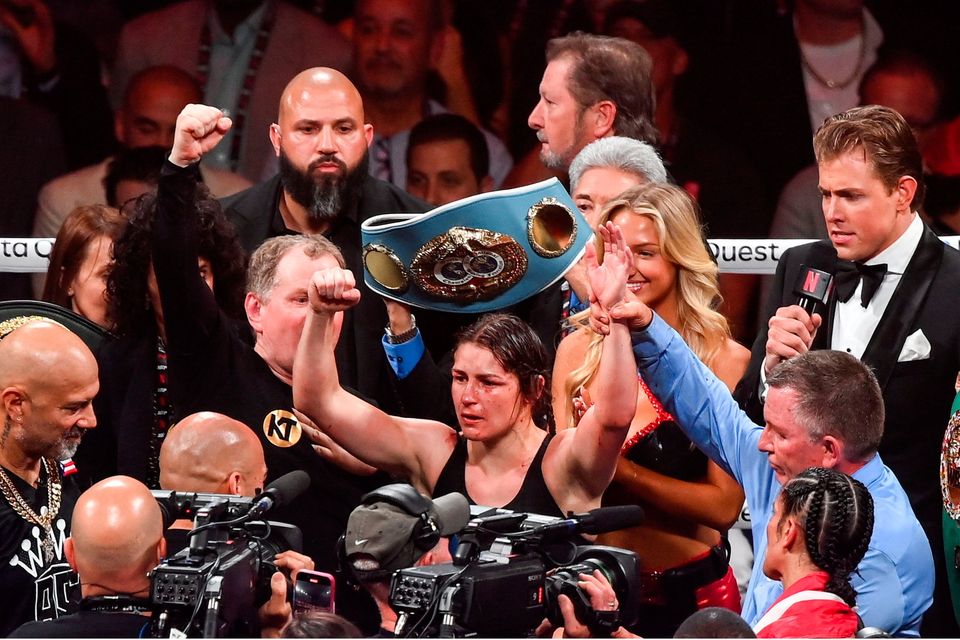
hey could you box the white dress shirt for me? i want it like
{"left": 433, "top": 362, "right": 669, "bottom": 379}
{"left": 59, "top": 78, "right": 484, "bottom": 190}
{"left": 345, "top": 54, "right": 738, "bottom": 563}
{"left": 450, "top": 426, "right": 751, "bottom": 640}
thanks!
{"left": 831, "top": 213, "right": 924, "bottom": 359}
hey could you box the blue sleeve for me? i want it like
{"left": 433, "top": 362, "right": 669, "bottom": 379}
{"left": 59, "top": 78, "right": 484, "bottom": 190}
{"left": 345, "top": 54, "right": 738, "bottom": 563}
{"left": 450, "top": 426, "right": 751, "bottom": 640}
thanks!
{"left": 381, "top": 331, "right": 425, "bottom": 379}
{"left": 851, "top": 548, "right": 910, "bottom": 636}
{"left": 630, "top": 314, "right": 769, "bottom": 492}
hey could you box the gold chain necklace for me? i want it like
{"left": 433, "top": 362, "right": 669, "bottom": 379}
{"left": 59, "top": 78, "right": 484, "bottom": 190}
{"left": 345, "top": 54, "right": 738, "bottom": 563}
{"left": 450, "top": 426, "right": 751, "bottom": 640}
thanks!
{"left": 0, "top": 458, "right": 62, "bottom": 563}
{"left": 797, "top": 17, "right": 867, "bottom": 90}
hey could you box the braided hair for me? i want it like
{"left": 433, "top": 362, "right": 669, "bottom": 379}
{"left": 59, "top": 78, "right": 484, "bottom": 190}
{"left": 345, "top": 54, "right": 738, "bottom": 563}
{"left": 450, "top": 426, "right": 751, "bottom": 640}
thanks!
{"left": 778, "top": 467, "right": 875, "bottom": 607}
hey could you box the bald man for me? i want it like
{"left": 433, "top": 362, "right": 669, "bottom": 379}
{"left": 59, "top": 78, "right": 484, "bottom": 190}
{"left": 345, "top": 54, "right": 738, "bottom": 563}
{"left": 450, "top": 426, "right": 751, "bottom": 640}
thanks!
{"left": 159, "top": 411, "right": 268, "bottom": 497}
{"left": 0, "top": 321, "right": 98, "bottom": 635}
{"left": 33, "top": 65, "right": 251, "bottom": 263}
{"left": 10, "top": 476, "right": 162, "bottom": 637}
{"left": 220, "top": 67, "right": 435, "bottom": 413}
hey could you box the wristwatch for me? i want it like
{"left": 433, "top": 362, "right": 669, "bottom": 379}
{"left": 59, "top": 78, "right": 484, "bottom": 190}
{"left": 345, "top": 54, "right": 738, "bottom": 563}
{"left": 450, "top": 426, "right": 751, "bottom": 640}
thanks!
{"left": 385, "top": 314, "right": 418, "bottom": 344}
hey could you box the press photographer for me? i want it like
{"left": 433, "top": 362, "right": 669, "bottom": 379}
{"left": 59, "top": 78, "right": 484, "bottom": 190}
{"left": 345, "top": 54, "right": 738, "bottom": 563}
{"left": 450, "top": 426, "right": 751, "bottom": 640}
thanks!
{"left": 387, "top": 502, "right": 644, "bottom": 637}
{"left": 342, "top": 484, "right": 471, "bottom": 637}
{"left": 9, "top": 476, "right": 163, "bottom": 638}
{"left": 150, "top": 469, "right": 311, "bottom": 637}
{"left": 154, "top": 412, "right": 316, "bottom": 637}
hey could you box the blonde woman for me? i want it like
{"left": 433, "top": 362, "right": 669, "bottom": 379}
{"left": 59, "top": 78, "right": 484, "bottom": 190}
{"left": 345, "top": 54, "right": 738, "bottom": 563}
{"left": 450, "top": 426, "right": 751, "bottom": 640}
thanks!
{"left": 552, "top": 182, "right": 749, "bottom": 636}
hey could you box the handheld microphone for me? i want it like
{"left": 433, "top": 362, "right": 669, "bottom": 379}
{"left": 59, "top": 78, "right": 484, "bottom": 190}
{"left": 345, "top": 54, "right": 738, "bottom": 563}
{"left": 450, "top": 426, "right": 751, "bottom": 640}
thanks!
{"left": 793, "top": 243, "right": 838, "bottom": 315}
{"left": 247, "top": 470, "right": 311, "bottom": 520}
{"left": 528, "top": 505, "right": 644, "bottom": 540}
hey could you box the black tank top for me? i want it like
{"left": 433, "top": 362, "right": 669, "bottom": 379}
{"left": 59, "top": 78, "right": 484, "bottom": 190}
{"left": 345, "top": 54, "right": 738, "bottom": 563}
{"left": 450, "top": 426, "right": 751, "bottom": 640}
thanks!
{"left": 432, "top": 433, "right": 564, "bottom": 517}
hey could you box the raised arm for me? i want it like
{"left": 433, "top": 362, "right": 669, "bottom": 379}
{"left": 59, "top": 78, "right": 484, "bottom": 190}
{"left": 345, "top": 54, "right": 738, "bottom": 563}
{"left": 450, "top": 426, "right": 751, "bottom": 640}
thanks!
{"left": 553, "top": 223, "right": 638, "bottom": 501}
{"left": 152, "top": 105, "right": 233, "bottom": 351}
{"left": 292, "top": 267, "right": 456, "bottom": 492}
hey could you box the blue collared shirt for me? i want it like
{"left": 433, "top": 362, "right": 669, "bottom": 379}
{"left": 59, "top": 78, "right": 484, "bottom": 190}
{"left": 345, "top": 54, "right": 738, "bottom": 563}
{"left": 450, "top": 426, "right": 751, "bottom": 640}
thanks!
{"left": 381, "top": 331, "right": 425, "bottom": 379}
{"left": 631, "top": 314, "right": 934, "bottom": 637}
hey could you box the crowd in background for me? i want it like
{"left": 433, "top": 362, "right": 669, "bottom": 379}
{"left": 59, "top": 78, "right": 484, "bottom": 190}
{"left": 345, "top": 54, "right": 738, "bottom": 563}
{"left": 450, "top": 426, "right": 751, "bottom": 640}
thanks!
{"left": 3, "top": 0, "right": 960, "bottom": 637}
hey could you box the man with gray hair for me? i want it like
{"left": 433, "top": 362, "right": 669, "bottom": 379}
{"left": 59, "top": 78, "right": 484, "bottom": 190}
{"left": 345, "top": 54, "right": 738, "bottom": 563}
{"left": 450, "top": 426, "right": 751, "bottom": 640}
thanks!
{"left": 561, "top": 136, "right": 667, "bottom": 326}
{"left": 569, "top": 136, "right": 667, "bottom": 224}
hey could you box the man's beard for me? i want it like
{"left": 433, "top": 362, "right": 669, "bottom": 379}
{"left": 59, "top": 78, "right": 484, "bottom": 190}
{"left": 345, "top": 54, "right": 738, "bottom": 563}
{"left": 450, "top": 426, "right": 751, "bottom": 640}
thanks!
{"left": 14, "top": 423, "right": 84, "bottom": 460}
{"left": 538, "top": 113, "right": 586, "bottom": 172}
{"left": 279, "top": 150, "right": 369, "bottom": 224}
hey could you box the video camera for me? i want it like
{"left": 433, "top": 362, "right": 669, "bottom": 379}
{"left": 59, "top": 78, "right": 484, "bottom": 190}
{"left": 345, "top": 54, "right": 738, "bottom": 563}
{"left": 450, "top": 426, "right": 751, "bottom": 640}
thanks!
{"left": 388, "top": 505, "right": 643, "bottom": 637}
{"left": 147, "top": 471, "right": 310, "bottom": 638}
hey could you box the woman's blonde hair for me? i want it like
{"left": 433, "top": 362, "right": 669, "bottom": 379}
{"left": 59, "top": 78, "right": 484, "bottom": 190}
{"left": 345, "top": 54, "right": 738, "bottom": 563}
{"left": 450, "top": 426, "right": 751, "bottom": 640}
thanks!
{"left": 562, "top": 183, "right": 731, "bottom": 427}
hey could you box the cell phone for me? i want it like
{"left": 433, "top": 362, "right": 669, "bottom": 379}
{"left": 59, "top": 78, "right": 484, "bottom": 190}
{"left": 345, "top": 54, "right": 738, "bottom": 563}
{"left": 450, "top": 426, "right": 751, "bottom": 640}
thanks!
{"left": 292, "top": 570, "right": 336, "bottom": 614}
{"left": 0, "top": 1, "right": 37, "bottom": 27}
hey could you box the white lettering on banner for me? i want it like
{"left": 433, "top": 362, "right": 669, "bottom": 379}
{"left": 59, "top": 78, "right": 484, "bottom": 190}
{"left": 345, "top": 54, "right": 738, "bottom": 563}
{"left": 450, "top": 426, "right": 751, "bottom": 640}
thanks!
{"left": 2, "top": 237, "right": 959, "bottom": 275}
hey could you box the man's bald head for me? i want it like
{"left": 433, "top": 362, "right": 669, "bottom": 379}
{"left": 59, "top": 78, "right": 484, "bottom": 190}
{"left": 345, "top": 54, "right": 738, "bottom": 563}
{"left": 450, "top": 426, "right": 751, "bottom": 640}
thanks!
{"left": 277, "top": 67, "right": 366, "bottom": 126}
{"left": 118, "top": 65, "right": 203, "bottom": 148}
{"left": 0, "top": 320, "right": 98, "bottom": 460}
{"left": 0, "top": 320, "right": 96, "bottom": 388}
{"left": 159, "top": 412, "right": 267, "bottom": 497}
{"left": 270, "top": 67, "right": 374, "bottom": 226}
{"left": 66, "top": 476, "right": 165, "bottom": 595}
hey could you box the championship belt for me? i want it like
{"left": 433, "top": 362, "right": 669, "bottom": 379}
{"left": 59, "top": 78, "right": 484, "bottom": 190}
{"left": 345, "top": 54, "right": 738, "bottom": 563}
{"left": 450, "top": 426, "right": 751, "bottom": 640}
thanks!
{"left": 942, "top": 408, "right": 960, "bottom": 521}
{"left": 360, "top": 178, "right": 590, "bottom": 313}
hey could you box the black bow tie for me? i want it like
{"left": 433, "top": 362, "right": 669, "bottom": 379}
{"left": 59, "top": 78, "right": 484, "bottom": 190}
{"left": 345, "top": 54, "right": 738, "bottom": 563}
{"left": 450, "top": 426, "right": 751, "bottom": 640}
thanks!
{"left": 834, "top": 261, "right": 888, "bottom": 308}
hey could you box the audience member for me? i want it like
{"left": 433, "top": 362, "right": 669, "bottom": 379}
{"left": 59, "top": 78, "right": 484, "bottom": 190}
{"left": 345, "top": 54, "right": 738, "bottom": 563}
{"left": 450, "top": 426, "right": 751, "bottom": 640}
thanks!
{"left": 33, "top": 65, "right": 250, "bottom": 251}
{"left": 597, "top": 282, "right": 933, "bottom": 634}
{"left": 292, "top": 223, "right": 638, "bottom": 521}
{"left": 771, "top": 49, "right": 948, "bottom": 244}
{"left": 753, "top": 467, "right": 873, "bottom": 638}
{"left": 222, "top": 67, "right": 434, "bottom": 412}
{"left": 8, "top": 476, "right": 163, "bottom": 638}
{"left": 924, "top": 116, "right": 960, "bottom": 235}
{"left": 110, "top": 0, "right": 351, "bottom": 181}
{"left": 736, "top": 105, "right": 960, "bottom": 636}
{"left": 352, "top": 0, "right": 512, "bottom": 189}
{"left": 405, "top": 112, "right": 492, "bottom": 207}
{"left": 0, "top": 0, "right": 114, "bottom": 169}
{"left": 0, "top": 96, "right": 65, "bottom": 300}
{"left": 149, "top": 104, "right": 385, "bottom": 629}
{"left": 101, "top": 145, "right": 165, "bottom": 208}
{"left": 41, "top": 205, "right": 124, "bottom": 329}
{"left": 0, "top": 320, "right": 98, "bottom": 636}
{"left": 505, "top": 32, "right": 656, "bottom": 188}
{"left": 602, "top": 0, "right": 766, "bottom": 342}
{"left": 554, "top": 183, "right": 747, "bottom": 636}
{"left": 74, "top": 176, "right": 246, "bottom": 490}
{"left": 699, "top": 0, "right": 885, "bottom": 213}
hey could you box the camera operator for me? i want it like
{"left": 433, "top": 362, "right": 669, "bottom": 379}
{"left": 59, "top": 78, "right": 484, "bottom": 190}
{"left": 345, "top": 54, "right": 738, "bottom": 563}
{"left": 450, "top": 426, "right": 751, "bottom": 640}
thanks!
{"left": 342, "top": 484, "right": 469, "bottom": 637}
{"left": 9, "top": 476, "right": 163, "bottom": 638}
{"left": 157, "top": 411, "right": 315, "bottom": 637}
{"left": 535, "top": 570, "right": 637, "bottom": 639}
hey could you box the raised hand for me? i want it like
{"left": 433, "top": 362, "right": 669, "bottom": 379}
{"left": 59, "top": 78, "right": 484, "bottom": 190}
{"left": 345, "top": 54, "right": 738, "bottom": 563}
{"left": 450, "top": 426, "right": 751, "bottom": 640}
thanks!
{"left": 170, "top": 104, "right": 232, "bottom": 167}
{"left": 308, "top": 267, "right": 362, "bottom": 314}
{"left": 763, "top": 304, "right": 822, "bottom": 375}
{"left": 586, "top": 222, "right": 630, "bottom": 312}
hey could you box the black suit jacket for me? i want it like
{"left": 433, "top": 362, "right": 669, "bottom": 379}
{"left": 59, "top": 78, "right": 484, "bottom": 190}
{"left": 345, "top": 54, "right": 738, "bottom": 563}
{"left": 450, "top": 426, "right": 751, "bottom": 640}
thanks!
{"left": 736, "top": 228, "right": 960, "bottom": 529}
{"left": 221, "top": 174, "right": 448, "bottom": 413}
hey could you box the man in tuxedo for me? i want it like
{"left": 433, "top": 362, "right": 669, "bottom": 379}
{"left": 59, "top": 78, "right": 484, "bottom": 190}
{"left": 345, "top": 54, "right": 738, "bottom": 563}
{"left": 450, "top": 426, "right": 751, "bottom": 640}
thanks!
{"left": 735, "top": 104, "right": 960, "bottom": 635}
